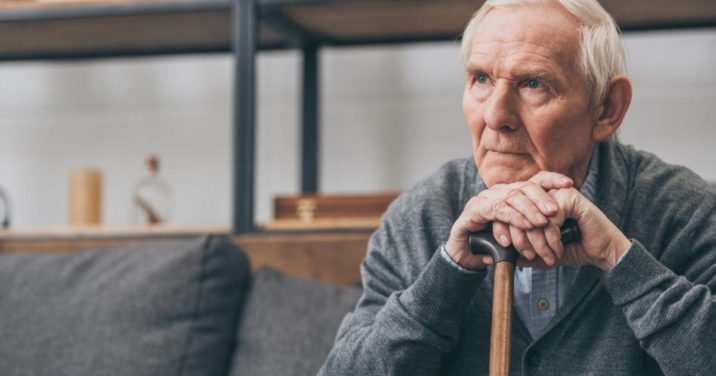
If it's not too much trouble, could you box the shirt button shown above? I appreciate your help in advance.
[526,351,542,367]
[537,298,549,310]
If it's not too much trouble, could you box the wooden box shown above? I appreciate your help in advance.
[266,192,400,231]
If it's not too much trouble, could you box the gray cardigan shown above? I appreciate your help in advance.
[320,141,716,375]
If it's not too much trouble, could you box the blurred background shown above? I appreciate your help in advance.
[1,29,714,227]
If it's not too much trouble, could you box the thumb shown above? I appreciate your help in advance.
[529,171,573,191]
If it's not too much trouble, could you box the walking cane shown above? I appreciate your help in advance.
[469,219,580,376]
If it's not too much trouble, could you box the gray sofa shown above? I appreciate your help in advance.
[0,235,362,375]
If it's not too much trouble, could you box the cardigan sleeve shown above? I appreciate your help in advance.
[603,236,716,375]
[318,224,486,375]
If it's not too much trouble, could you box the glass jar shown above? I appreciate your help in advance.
[131,154,171,226]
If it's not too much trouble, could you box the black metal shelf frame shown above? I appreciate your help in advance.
[233,0,325,234]
[234,0,258,234]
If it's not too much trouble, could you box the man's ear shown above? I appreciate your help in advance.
[592,75,632,141]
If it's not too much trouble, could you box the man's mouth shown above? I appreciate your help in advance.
[487,149,526,155]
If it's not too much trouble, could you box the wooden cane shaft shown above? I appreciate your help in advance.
[489,261,515,376]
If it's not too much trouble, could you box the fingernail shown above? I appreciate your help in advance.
[545,257,554,266]
[523,250,534,260]
[535,213,548,224]
[544,203,557,212]
[499,235,509,246]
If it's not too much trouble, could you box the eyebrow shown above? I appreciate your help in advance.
[465,64,558,82]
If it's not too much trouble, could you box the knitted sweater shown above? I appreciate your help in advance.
[319,141,716,375]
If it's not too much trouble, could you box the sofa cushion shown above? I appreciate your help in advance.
[0,235,250,376]
[229,267,362,376]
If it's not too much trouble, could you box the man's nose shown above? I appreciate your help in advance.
[484,82,519,131]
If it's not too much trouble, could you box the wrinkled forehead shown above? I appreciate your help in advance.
[470,4,582,70]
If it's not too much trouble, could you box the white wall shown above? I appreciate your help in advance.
[0,29,714,227]
[620,30,716,177]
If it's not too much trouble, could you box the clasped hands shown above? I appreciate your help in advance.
[445,171,631,271]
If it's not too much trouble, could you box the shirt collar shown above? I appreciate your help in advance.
[579,145,601,203]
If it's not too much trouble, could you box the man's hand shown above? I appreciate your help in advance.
[446,171,632,271]
[545,187,632,270]
[444,171,573,270]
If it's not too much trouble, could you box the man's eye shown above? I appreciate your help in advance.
[527,78,542,89]
[476,74,488,84]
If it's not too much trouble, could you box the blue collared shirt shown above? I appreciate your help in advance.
[512,148,600,338]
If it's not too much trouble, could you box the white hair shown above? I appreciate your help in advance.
[461,0,626,109]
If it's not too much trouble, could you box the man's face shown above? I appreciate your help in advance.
[463,4,597,188]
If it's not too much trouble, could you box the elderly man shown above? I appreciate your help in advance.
[320,0,715,374]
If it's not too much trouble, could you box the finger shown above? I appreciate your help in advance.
[476,184,535,230]
[492,221,511,247]
[458,198,531,234]
[456,196,492,232]
[529,171,573,190]
[478,197,534,230]
[544,222,565,260]
[526,227,557,266]
[548,188,581,221]
[510,226,535,261]
[519,182,561,217]
[504,188,549,227]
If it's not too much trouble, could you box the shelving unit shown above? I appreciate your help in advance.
[1,0,715,236]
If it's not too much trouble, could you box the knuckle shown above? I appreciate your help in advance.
[551,189,567,200]
[467,195,482,207]
[490,199,506,214]
[467,211,482,224]
[505,181,522,189]
[504,188,522,201]
[498,206,517,222]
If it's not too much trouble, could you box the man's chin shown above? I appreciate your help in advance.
[475,154,541,186]
[478,167,539,187]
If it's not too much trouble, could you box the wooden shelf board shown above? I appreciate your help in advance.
[1,0,713,60]
[0,0,179,11]
[0,225,369,285]
[0,0,283,60]
[261,217,380,232]
[0,224,231,240]
[282,0,476,43]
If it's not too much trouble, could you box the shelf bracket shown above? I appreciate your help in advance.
[301,44,320,193]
